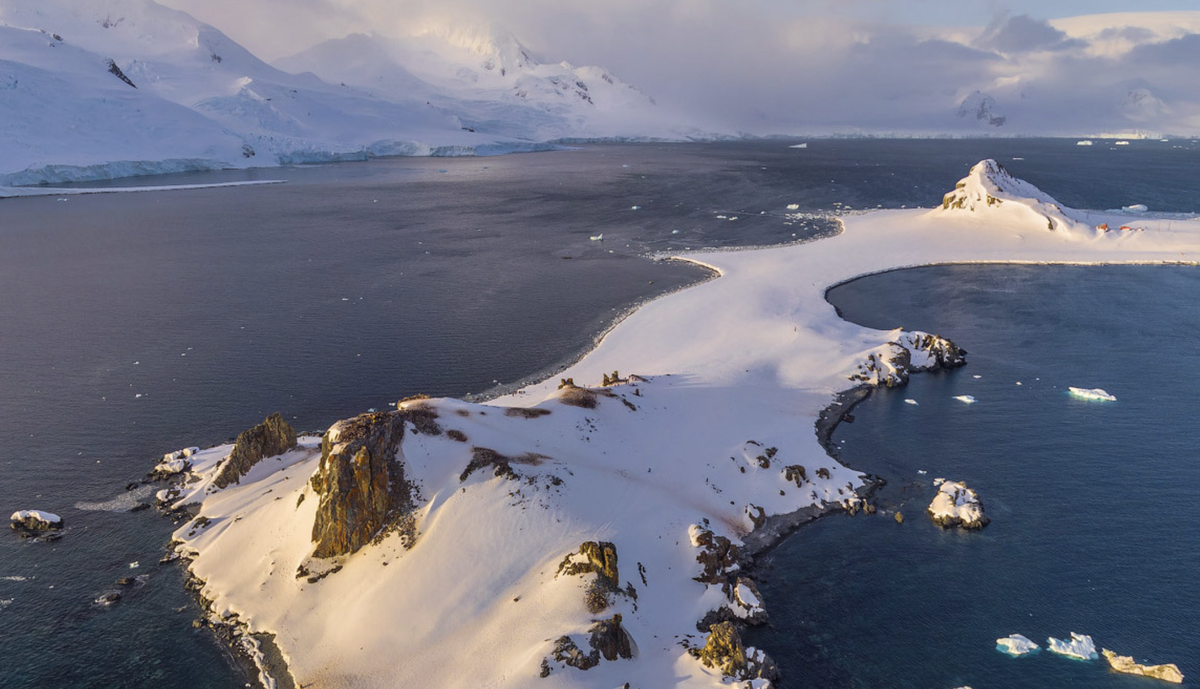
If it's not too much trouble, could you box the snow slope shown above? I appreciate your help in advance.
[164,160,1200,689]
[274,26,681,142]
[0,0,551,185]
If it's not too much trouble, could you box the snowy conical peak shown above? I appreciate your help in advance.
[939,159,1088,233]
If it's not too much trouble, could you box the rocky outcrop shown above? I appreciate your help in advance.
[542,614,634,676]
[1102,649,1184,684]
[927,479,989,529]
[689,524,740,585]
[558,541,621,613]
[696,621,778,682]
[10,510,63,531]
[214,413,297,489]
[850,332,966,388]
[309,410,414,558]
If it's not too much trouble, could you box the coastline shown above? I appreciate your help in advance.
[153,162,1200,688]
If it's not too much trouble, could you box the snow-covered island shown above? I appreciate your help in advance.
[927,480,989,530]
[153,160,1200,689]
[9,510,63,532]
[1102,648,1185,684]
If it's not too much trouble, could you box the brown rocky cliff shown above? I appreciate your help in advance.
[309,410,413,558]
[214,413,297,488]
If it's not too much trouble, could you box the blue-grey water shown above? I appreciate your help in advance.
[2,139,1199,688]
[748,264,1200,688]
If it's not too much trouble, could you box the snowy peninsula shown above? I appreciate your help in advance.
[157,160,1200,689]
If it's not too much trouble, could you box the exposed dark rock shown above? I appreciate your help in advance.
[214,413,297,489]
[691,526,740,585]
[504,407,552,419]
[459,447,547,483]
[588,614,633,661]
[783,464,807,486]
[558,541,621,613]
[697,621,778,682]
[549,635,599,671]
[308,410,412,558]
[10,510,63,532]
[446,429,468,442]
[106,58,136,88]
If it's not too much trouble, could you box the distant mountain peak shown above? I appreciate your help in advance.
[416,22,538,75]
[957,90,1006,127]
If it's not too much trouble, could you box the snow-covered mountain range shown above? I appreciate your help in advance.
[0,0,682,185]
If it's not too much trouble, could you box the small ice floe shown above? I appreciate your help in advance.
[630,205,641,210]
[1047,632,1098,660]
[1068,387,1116,402]
[10,510,63,531]
[670,229,680,234]
[996,633,1040,657]
[1115,140,1131,146]
[933,477,946,486]
[789,143,808,149]
[128,561,140,569]
[786,203,800,210]
[589,234,604,241]
[1016,381,1023,386]
[904,399,919,405]
[1,576,28,582]
[917,470,927,475]
[1076,140,1094,146]
[972,375,982,379]
[1123,204,1148,212]
[0,598,12,607]
[953,395,977,404]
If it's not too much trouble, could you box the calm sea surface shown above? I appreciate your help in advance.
[1,140,1198,687]
[748,264,1200,688]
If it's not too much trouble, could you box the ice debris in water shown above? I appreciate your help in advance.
[630,205,641,210]
[1047,632,1098,660]
[996,634,1040,657]
[786,203,800,210]
[953,395,976,404]
[1068,387,1116,402]
[590,234,604,241]
[904,399,919,405]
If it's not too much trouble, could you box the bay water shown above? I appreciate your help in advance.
[1,140,1198,687]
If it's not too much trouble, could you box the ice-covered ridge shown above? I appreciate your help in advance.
[1048,632,1098,660]
[996,633,1039,657]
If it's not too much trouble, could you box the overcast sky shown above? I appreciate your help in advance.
[157,0,1200,135]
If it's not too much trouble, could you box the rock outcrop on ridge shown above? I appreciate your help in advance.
[309,410,415,558]
[939,159,1088,234]
[213,413,297,488]
[850,330,966,387]
[696,621,779,682]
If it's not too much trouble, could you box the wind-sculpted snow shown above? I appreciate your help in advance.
[160,164,1200,688]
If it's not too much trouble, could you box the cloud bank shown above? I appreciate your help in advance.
[158,0,1200,135]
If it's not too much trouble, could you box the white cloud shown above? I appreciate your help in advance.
[154,0,1200,135]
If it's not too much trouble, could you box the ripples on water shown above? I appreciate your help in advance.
[1,140,1198,688]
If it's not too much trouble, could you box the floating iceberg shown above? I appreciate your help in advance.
[1068,387,1116,402]
[1076,140,1094,146]
[953,395,976,404]
[789,143,808,149]
[1115,140,1131,146]
[1123,204,1149,213]
[1047,632,1098,660]
[904,399,919,405]
[996,634,1039,657]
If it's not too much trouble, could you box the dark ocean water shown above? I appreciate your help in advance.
[1,139,1198,688]
[749,265,1200,688]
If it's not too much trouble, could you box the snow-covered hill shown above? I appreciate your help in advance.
[275,25,676,142]
[0,0,641,185]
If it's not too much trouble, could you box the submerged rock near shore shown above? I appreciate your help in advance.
[10,510,63,532]
[1102,649,1184,683]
